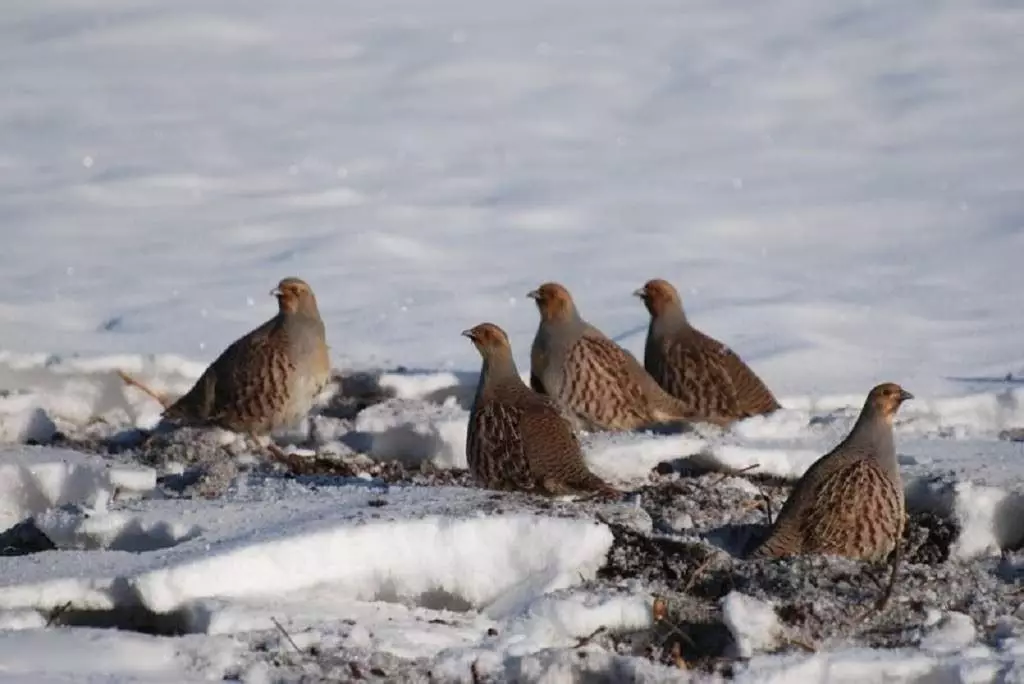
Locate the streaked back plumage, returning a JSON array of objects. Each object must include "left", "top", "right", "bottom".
[
  {"left": 464, "top": 322, "right": 618, "bottom": 495},
  {"left": 528, "top": 282, "right": 711, "bottom": 432},
  {"left": 163, "top": 277, "right": 330, "bottom": 434},
  {"left": 637, "top": 279, "right": 780, "bottom": 424},
  {"left": 748, "top": 383, "right": 911, "bottom": 561}
]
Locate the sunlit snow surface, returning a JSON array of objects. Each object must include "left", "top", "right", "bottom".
[{"left": 1, "top": 0, "right": 1023, "bottom": 680}]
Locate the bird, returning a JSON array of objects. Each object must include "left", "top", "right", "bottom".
[
  {"left": 527, "top": 281, "right": 714, "bottom": 431},
  {"left": 160, "top": 277, "right": 331, "bottom": 437},
  {"left": 634, "top": 278, "right": 780, "bottom": 424},
  {"left": 463, "top": 322, "right": 619, "bottom": 496},
  {"left": 747, "top": 382, "right": 912, "bottom": 561}
]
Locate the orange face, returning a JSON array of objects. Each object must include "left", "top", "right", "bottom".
[
  {"left": 526, "top": 282, "right": 576, "bottom": 322},
  {"left": 633, "top": 278, "right": 681, "bottom": 317},
  {"left": 461, "top": 322, "right": 511, "bottom": 354},
  {"left": 271, "top": 277, "right": 315, "bottom": 313},
  {"left": 867, "top": 382, "right": 914, "bottom": 418}
]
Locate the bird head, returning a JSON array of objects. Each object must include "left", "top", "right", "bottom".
[
  {"left": 526, "top": 282, "right": 577, "bottom": 322},
  {"left": 461, "top": 322, "right": 512, "bottom": 358},
  {"left": 633, "top": 278, "right": 682, "bottom": 318},
  {"left": 271, "top": 277, "right": 318, "bottom": 316},
  {"left": 865, "top": 382, "right": 914, "bottom": 423}
]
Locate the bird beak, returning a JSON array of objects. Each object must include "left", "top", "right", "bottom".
[
  {"left": 899, "top": 389, "right": 914, "bottom": 402},
  {"left": 460, "top": 329, "right": 475, "bottom": 340},
  {"left": 270, "top": 287, "right": 282, "bottom": 297},
  {"left": 632, "top": 287, "right": 646, "bottom": 298},
  {"left": 526, "top": 289, "right": 540, "bottom": 300}
]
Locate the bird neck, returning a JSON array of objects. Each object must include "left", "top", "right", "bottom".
[
  {"left": 482, "top": 351, "right": 522, "bottom": 385},
  {"left": 473, "top": 351, "right": 523, "bottom": 406},
  {"left": 294, "top": 296, "right": 322, "bottom": 320},
  {"left": 845, "top": 408, "right": 899, "bottom": 477},
  {"left": 650, "top": 306, "right": 690, "bottom": 339},
  {"left": 542, "top": 304, "right": 586, "bottom": 336}
]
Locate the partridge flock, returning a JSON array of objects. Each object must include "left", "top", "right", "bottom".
[{"left": 122, "top": 275, "right": 913, "bottom": 576}]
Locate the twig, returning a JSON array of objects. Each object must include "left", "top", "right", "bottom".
[
  {"left": 573, "top": 625, "right": 607, "bottom": 648},
  {"left": 271, "top": 616, "right": 302, "bottom": 653},
  {"left": 782, "top": 635, "right": 817, "bottom": 652},
  {"left": 116, "top": 370, "right": 172, "bottom": 409},
  {"left": 651, "top": 596, "right": 697, "bottom": 649},
  {"left": 707, "top": 463, "right": 761, "bottom": 489},
  {"left": 682, "top": 551, "right": 719, "bottom": 593},
  {"left": 762, "top": 487, "right": 775, "bottom": 527},
  {"left": 45, "top": 601, "right": 73, "bottom": 627}
]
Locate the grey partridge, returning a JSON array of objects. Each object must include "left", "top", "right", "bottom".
[
  {"left": 162, "top": 277, "right": 330, "bottom": 435},
  {"left": 747, "top": 382, "right": 912, "bottom": 561},
  {"left": 635, "top": 278, "right": 780, "bottom": 424},
  {"left": 464, "top": 322, "right": 618, "bottom": 496},
  {"left": 527, "top": 282, "right": 715, "bottom": 431}
]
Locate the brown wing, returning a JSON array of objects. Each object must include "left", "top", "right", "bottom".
[
  {"left": 163, "top": 317, "right": 294, "bottom": 434},
  {"left": 798, "top": 458, "right": 903, "bottom": 561},
  {"left": 749, "top": 446, "right": 867, "bottom": 559},
  {"left": 565, "top": 332, "right": 704, "bottom": 430},
  {"left": 465, "top": 400, "right": 536, "bottom": 492},
  {"left": 698, "top": 331, "right": 780, "bottom": 416},
  {"left": 656, "top": 336, "right": 741, "bottom": 420},
  {"left": 517, "top": 400, "right": 616, "bottom": 495},
  {"left": 559, "top": 334, "right": 662, "bottom": 430}
]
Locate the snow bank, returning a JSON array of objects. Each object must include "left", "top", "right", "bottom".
[
  {"left": 0, "top": 352, "right": 209, "bottom": 438},
  {"left": 0, "top": 485, "right": 613, "bottom": 628},
  {"left": 691, "top": 445, "right": 823, "bottom": 481},
  {"left": 0, "top": 391, "right": 57, "bottom": 443},
  {"left": 377, "top": 369, "right": 473, "bottom": 405},
  {"left": 350, "top": 398, "right": 469, "bottom": 468},
  {"left": 0, "top": 446, "right": 155, "bottom": 530},
  {"left": 738, "top": 638, "right": 1024, "bottom": 684},
  {"left": 583, "top": 432, "right": 709, "bottom": 485},
  {"left": 0, "top": 629, "right": 187, "bottom": 680},
  {"left": 906, "top": 477, "right": 1024, "bottom": 559}
]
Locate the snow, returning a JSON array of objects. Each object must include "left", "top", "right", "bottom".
[
  {"left": 0, "top": 629, "right": 202, "bottom": 683},
  {"left": 1, "top": 0, "right": 1023, "bottom": 679},
  {"left": 0, "top": 447, "right": 155, "bottom": 530},
  {"left": 0, "top": 485, "right": 613, "bottom": 617},
  {"left": 919, "top": 611, "right": 978, "bottom": 655},
  {"left": 721, "top": 592, "right": 782, "bottom": 659},
  {"left": 351, "top": 398, "right": 470, "bottom": 469}
]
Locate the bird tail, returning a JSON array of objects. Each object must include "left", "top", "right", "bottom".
[
  {"left": 745, "top": 529, "right": 792, "bottom": 560},
  {"left": 542, "top": 469, "right": 622, "bottom": 499},
  {"left": 116, "top": 370, "right": 173, "bottom": 410},
  {"left": 575, "top": 472, "right": 624, "bottom": 500}
]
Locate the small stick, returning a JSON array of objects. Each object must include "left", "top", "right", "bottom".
[
  {"left": 783, "top": 635, "right": 817, "bottom": 652},
  {"left": 682, "top": 552, "right": 719, "bottom": 593},
  {"left": 271, "top": 616, "right": 302, "bottom": 653},
  {"left": 652, "top": 596, "right": 697, "bottom": 649},
  {"left": 116, "top": 370, "right": 172, "bottom": 409},
  {"left": 573, "top": 625, "right": 607, "bottom": 648},
  {"left": 707, "top": 463, "right": 761, "bottom": 488},
  {"left": 45, "top": 600, "right": 73, "bottom": 627},
  {"left": 763, "top": 487, "right": 775, "bottom": 526}
]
